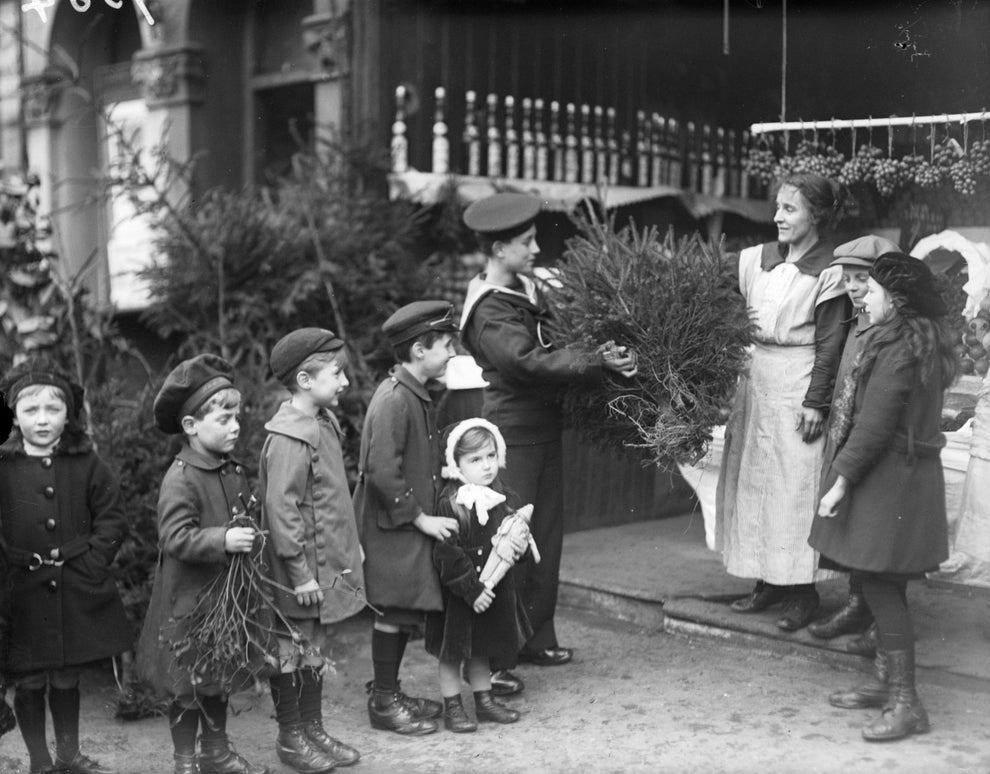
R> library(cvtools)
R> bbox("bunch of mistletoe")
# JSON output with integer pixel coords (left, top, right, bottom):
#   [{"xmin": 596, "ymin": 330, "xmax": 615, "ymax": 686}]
[{"xmin": 545, "ymin": 217, "xmax": 754, "ymax": 467}]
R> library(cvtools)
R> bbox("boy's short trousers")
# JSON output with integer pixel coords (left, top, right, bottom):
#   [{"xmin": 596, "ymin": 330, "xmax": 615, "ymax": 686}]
[
  {"xmin": 376, "ymin": 607, "xmax": 426, "ymax": 632},
  {"xmin": 276, "ymin": 618, "xmax": 334, "ymax": 671},
  {"xmin": 10, "ymin": 666, "xmax": 81, "ymax": 691}
]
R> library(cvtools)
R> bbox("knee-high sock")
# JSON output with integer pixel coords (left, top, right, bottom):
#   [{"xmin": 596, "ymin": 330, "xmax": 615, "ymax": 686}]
[
  {"xmin": 371, "ymin": 628, "xmax": 403, "ymax": 692},
  {"xmin": 14, "ymin": 686, "xmax": 51, "ymax": 769},
  {"xmin": 298, "ymin": 667, "xmax": 323, "ymax": 724},
  {"xmin": 199, "ymin": 694, "xmax": 229, "ymax": 743},
  {"xmin": 48, "ymin": 685, "xmax": 80, "ymax": 763}
]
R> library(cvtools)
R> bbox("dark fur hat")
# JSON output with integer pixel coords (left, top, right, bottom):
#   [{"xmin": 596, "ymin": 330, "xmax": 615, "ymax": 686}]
[{"xmin": 870, "ymin": 252, "xmax": 947, "ymax": 319}]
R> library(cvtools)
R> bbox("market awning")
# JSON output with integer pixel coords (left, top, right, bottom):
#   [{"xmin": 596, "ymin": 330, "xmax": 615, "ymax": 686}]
[{"xmin": 388, "ymin": 170, "xmax": 772, "ymax": 224}]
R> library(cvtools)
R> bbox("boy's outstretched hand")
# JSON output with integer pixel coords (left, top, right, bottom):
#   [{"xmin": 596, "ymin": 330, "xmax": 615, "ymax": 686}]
[
  {"xmin": 413, "ymin": 513, "xmax": 460, "ymax": 541},
  {"xmin": 293, "ymin": 579, "xmax": 325, "ymax": 607},
  {"xmin": 224, "ymin": 526, "xmax": 256, "ymax": 554},
  {"xmin": 473, "ymin": 586, "xmax": 495, "ymax": 613}
]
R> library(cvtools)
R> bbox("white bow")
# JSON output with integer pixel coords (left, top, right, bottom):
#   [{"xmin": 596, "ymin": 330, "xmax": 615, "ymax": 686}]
[{"xmin": 454, "ymin": 483, "xmax": 506, "ymax": 526}]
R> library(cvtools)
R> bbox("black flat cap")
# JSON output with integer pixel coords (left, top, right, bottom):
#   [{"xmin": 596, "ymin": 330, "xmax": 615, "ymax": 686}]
[
  {"xmin": 154, "ymin": 354, "xmax": 235, "ymax": 434},
  {"xmin": 270, "ymin": 328, "xmax": 345, "ymax": 382}
]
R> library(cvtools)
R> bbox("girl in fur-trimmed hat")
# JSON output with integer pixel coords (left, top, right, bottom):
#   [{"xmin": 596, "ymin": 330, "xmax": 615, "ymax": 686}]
[{"xmin": 424, "ymin": 418, "xmax": 533, "ymax": 733}]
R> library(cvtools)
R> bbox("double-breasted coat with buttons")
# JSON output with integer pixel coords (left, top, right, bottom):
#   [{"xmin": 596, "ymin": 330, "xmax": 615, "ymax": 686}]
[
  {"xmin": 424, "ymin": 480, "xmax": 532, "ymax": 663},
  {"xmin": 259, "ymin": 401, "xmax": 366, "ymax": 623},
  {"xmin": 135, "ymin": 444, "xmax": 256, "ymax": 697},
  {"xmin": 0, "ymin": 432, "xmax": 131, "ymax": 675},
  {"xmin": 353, "ymin": 366, "xmax": 444, "ymax": 612}
]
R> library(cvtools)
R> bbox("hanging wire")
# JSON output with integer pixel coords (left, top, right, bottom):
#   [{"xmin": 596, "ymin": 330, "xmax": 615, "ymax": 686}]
[
  {"xmin": 888, "ymin": 118, "xmax": 894, "ymax": 158},
  {"xmin": 867, "ymin": 115, "xmax": 873, "ymax": 149},
  {"xmin": 911, "ymin": 114, "xmax": 917, "ymax": 155},
  {"xmin": 962, "ymin": 118, "xmax": 969, "ymax": 154}
]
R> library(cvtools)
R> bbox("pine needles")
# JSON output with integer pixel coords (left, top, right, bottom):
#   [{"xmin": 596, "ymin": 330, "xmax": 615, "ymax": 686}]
[{"xmin": 547, "ymin": 217, "xmax": 753, "ymax": 467}]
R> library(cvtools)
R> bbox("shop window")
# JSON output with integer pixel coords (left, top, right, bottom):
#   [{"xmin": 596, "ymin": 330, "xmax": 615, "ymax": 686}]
[{"xmin": 253, "ymin": 83, "xmax": 315, "ymax": 183}]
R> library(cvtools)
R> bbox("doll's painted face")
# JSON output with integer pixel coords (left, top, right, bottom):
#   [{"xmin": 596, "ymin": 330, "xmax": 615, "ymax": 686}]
[
  {"xmin": 863, "ymin": 277, "xmax": 895, "ymax": 325},
  {"xmin": 457, "ymin": 438, "xmax": 499, "ymax": 487},
  {"xmin": 14, "ymin": 384, "xmax": 68, "ymax": 454}
]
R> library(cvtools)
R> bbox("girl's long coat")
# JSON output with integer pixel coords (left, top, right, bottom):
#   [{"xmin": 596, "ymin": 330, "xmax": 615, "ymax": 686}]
[
  {"xmin": 809, "ymin": 337, "xmax": 949, "ymax": 574},
  {"xmin": 0, "ymin": 434, "xmax": 131, "ymax": 674},
  {"xmin": 259, "ymin": 402, "xmax": 366, "ymax": 623},
  {"xmin": 135, "ymin": 445, "xmax": 255, "ymax": 697},
  {"xmin": 353, "ymin": 367, "xmax": 444, "ymax": 611},
  {"xmin": 424, "ymin": 481, "xmax": 532, "ymax": 663}
]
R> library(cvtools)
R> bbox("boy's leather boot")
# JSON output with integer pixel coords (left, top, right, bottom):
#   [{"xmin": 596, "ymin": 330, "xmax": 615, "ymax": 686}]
[
  {"xmin": 50, "ymin": 686, "xmax": 115, "ymax": 774},
  {"xmin": 394, "ymin": 680, "xmax": 442, "ymax": 720},
  {"xmin": 270, "ymin": 673, "xmax": 336, "ymax": 773},
  {"xmin": 367, "ymin": 687, "xmax": 437, "ymax": 735},
  {"xmin": 199, "ymin": 695, "xmax": 271, "ymax": 774},
  {"xmin": 829, "ymin": 648, "xmax": 889, "ymax": 709},
  {"xmin": 473, "ymin": 690, "xmax": 520, "ymax": 724},
  {"xmin": 298, "ymin": 668, "xmax": 360, "ymax": 767},
  {"xmin": 14, "ymin": 686, "xmax": 54, "ymax": 773},
  {"xmin": 173, "ymin": 754, "xmax": 200, "ymax": 774},
  {"xmin": 862, "ymin": 649, "xmax": 930, "ymax": 741},
  {"xmin": 808, "ymin": 593, "xmax": 872, "ymax": 639},
  {"xmin": 441, "ymin": 695, "xmax": 477, "ymax": 733}
]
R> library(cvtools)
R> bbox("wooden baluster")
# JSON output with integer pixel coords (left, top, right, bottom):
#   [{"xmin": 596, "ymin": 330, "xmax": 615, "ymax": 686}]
[
  {"xmin": 726, "ymin": 128, "xmax": 739, "ymax": 197},
  {"xmin": 521, "ymin": 97, "xmax": 536, "ymax": 180},
  {"xmin": 606, "ymin": 107, "xmax": 619, "ymax": 186},
  {"xmin": 686, "ymin": 121, "xmax": 699, "ymax": 192},
  {"xmin": 620, "ymin": 129, "xmax": 634, "ymax": 185},
  {"xmin": 739, "ymin": 129, "xmax": 751, "ymax": 199},
  {"xmin": 668, "ymin": 118, "xmax": 682, "ymax": 188},
  {"xmin": 390, "ymin": 84, "xmax": 408, "ymax": 174},
  {"xmin": 463, "ymin": 90, "xmax": 481, "ymax": 176},
  {"xmin": 594, "ymin": 105, "xmax": 607, "ymax": 184},
  {"xmin": 432, "ymin": 86, "xmax": 449, "ymax": 174},
  {"xmin": 504, "ymin": 95, "xmax": 519, "ymax": 179},
  {"xmin": 635, "ymin": 111, "xmax": 649, "ymax": 187},
  {"xmin": 650, "ymin": 113, "xmax": 664, "ymax": 186},
  {"xmin": 486, "ymin": 92, "xmax": 502, "ymax": 178},
  {"xmin": 534, "ymin": 98, "xmax": 549, "ymax": 181},
  {"xmin": 701, "ymin": 124, "xmax": 714, "ymax": 195},
  {"xmin": 564, "ymin": 102, "xmax": 579, "ymax": 183},
  {"xmin": 550, "ymin": 100, "xmax": 563, "ymax": 181},
  {"xmin": 713, "ymin": 126, "xmax": 727, "ymax": 197},
  {"xmin": 580, "ymin": 104, "xmax": 595, "ymax": 184}
]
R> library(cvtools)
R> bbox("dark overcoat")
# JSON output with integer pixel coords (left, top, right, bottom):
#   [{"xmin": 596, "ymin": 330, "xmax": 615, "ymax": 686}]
[
  {"xmin": 424, "ymin": 481, "xmax": 532, "ymax": 663},
  {"xmin": 135, "ymin": 444, "xmax": 254, "ymax": 697},
  {"xmin": 0, "ymin": 432, "xmax": 131, "ymax": 674},
  {"xmin": 353, "ymin": 366, "xmax": 444, "ymax": 611},
  {"xmin": 259, "ymin": 402, "xmax": 366, "ymax": 623},
  {"xmin": 809, "ymin": 336, "xmax": 949, "ymax": 574}
]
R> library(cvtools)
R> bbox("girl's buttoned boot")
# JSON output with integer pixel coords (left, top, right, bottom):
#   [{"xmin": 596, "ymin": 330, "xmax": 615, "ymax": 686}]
[
  {"xmin": 199, "ymin": 695, "xmax": 271, "ymax": 774},
  {"xmin": 441, "ymin": 695, "xmax": 477, "ymax": 733},
  {"xmin": 473, "ymin": 690, "xmax": 519, "ymax": 724},
  {"xmin": 298, "ymin": 668, "xmax": 360, "ymax": 767},
  {"xmin": 829, "ymin": 648, "xmax": 889, "ymax": 709},
  {"xmin": 862, "ymin": 649, "xmax": 930, "ymax": 741},
  {"xmin": 14, "ymin": 686, "xmax": 54, "ymax": 773},
  {"xmin": 270, "ymin": 673, "xmax": 337, "ymax": 773}
]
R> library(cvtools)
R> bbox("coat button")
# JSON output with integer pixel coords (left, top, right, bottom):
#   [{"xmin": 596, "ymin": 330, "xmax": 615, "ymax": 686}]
[
  {"xmin": 45, "ymin": 518, "xmax": 56, "ymax": 531},
  {"xmin": 43, "ymin": 486, "xmax": 55, "ymax": 499},
  {"xmin": 317, "ymin": 556, "xmax": 326, "ymax": 566},
  {"xmin": 314, "ymin": 523, "xmax": 324, "ymax": 533},
  {"xmin": 475, "ymin": 566, "xmax": 481, "ymax": 573},
  {"xmin": 313, "ymin": 474, "xmax": 322, "ymax": 483},
  {"xmin": 48, "ymin": 580, "xmax": 58, "ymax": 592},
  {"xmin": 235, "ymin": 465, "xmax": 243, "ymax": 474},
  {"xmin": 41, "ymin": 457, "xmax": 52, "ymax": 468},
  {"xmin": 312, "ymin": 454, "xmax": 319, "ymax": 463},
  {"xmin": 477, "ymin": 548, "xmax": 482, "ymax": 555}
]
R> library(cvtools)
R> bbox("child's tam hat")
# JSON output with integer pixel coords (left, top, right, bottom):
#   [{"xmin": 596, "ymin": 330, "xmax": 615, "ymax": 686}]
[
  {"xmin": 829, "ymin": 235, "xmax": 900, "ymax": 268},
  {"xmin": 441, "ymin": 417, "xmax": 507, "ymax": 481},
  {"xmin": 269, "ymin": 328, "xmax": 345, "ymax": 382},
  {"xmin": 0, "ymin": 357, "xmax": 84, "ymax": 417},
  {"xmin": 869, "ymin": 252, "xmax": 948, "ymax": 319},
  {"xmin": 382, "ymin": 300, "xmax": 458, "ymax": 346},
  {"xmin": 154, "ymin": 354, "xmax": 235, "ymax": 434}
]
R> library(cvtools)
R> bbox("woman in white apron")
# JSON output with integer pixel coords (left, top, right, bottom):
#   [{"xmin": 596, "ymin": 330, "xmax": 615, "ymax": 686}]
[{"xmin": 715, "ymin": 172, "xmax": 851, "ymax": 631}]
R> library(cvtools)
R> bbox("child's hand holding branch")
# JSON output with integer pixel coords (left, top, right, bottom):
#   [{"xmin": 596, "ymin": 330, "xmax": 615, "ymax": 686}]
[
  {"xmin": 224, "ymin": 526, "xmax": 256, "ymax": 554},
  {"xmin": 414, "ymin": 513, "xmax": 460, "ymax": 541},
  {"xmin": 293, "ymin": 578, "xmax": 325, "ymax": 606},
  {"xmin": 473, "ymin": 586, "xmax": 495, "ymax": 613}
]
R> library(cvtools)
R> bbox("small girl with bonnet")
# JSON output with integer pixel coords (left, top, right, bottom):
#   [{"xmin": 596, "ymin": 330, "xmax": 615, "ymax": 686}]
[{"xmin": 424, "ymin": 418, "xmax": 533, "ymax": 733}]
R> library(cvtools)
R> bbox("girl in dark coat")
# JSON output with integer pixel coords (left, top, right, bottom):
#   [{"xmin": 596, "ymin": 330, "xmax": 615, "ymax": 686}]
[
  {"xmin": 811, "ymin": 253, "xmax": 958, "ymax": 742},
  {"xmin": 0, "ymin": 359, "xmax": 130, "ymax": 774},
  {"xmin": 426, "ymin": 418, "xmax": 532, "ymax": 732}
]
